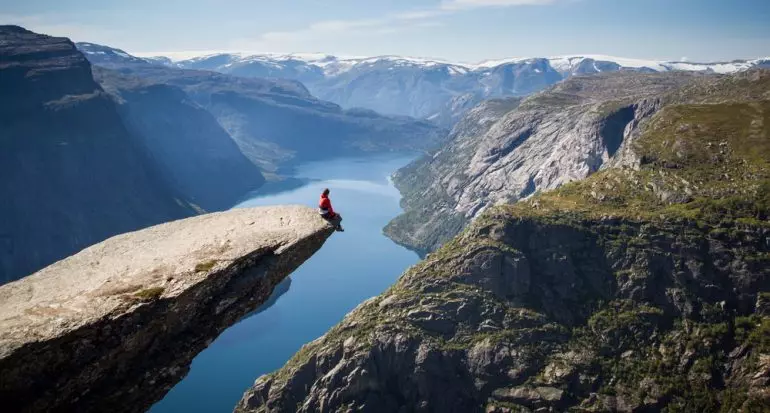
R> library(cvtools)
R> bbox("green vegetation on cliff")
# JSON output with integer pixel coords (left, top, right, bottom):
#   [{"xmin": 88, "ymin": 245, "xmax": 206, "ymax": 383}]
[{"xmin": 512, "ymin": 91, "xmax": 770, "ymax": 228}]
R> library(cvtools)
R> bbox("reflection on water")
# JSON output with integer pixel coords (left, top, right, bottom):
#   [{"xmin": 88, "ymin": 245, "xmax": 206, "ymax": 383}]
[{"xmin": 151, "ymin": 154, "xmax": 419, "ymax": 413}]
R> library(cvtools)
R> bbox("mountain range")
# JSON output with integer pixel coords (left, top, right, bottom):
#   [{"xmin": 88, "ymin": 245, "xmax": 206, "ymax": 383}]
[
  {"xmin": 78, "ymin": 42, "xmax": 770, "ymax": 127},
  {"xmin": 77, "ymin": 42, "xmax": 445, "ymax": 175},
  {"xmin": 3, "ymin": 23, "xmax": 770, "ymax": 413}
]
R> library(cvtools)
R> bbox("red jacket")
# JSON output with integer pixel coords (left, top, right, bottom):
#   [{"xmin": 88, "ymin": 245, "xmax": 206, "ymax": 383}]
[{"xmin": 319, "ymin": 193, "xmax": 335, "ymax": 217}]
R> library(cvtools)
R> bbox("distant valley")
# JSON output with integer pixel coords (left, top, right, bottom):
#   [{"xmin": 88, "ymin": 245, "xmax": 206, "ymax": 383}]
[{"xmin": 2, "ymin": 17, "xmax": 769, "ymax": 413}]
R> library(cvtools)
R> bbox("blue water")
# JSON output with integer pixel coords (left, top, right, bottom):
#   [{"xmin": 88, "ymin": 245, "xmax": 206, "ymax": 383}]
[{"xmin": 150, "ymin": 154, "xmax": 419, "ymax": 413}]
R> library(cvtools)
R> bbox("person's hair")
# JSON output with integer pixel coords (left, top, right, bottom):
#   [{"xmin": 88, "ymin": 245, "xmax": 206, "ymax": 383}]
[{"xmin": 323, "ymin": 188, "xmax": 330, "ymax": 196}]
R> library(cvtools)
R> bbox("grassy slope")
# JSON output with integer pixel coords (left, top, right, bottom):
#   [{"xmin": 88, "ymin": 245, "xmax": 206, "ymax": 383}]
[{"xmin": 509, "ymin": 72, "xmax": 770, "ymax": 228}]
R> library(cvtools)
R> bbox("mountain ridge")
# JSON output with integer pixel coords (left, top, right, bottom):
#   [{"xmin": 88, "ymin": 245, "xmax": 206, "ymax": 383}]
[
  {"xmin": 157, "ymin": 51, "xmax": 770, "ymax": 126},
  {"xmin": 78, "ymin": 42, "xmax": 770, "ymax": 127},
  {"xmin": 131, "ymin": 49, "xmax": 770, "ymax": 75}
]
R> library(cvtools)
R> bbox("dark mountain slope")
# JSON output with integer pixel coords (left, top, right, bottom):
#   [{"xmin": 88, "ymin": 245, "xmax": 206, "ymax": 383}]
[
  {"xmin": 95, "ymin": 69, "xmax": 265, "ymax": 211},
  {"xmin": 0, "ymin": 26, "xmax": 196, "ymax": 283},
  {"xmin": 78, "ymin": 45, "xmax": 446, "ymax": 177}
]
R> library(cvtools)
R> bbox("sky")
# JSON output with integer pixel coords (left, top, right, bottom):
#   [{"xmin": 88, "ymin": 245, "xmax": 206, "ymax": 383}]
[{"xmin": 2, "ymin": 0, "xmax": 770, "ymax": 63}]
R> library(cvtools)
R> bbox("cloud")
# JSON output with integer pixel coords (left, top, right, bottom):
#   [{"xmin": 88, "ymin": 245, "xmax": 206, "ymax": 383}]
[
  {"xmin": 238, "ymin": 9, "xmax": 449, "ymax": 50},
  {"xmin": 233, "ymin": 0, "xmax": 566, "ymax": 52},
  {"xmin": 0, "ymin": 13, "xmax": 122, "ymax": 44},
  {"xmin": 308, "ymin": 19, "xmax": 384, "ymax": 33},
  {"xmin": 394, "ymin": 10, "xmax": 451, "ymax": 20},
  {"xmin": 442, "ymin": 0, "xmax": 557, "ymax": 9}
]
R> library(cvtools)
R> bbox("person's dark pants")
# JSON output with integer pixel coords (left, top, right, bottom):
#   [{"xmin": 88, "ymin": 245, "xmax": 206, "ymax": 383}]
[{"xmin": 323, "ymin": 213, "xmax": 343, "ymax": 230}]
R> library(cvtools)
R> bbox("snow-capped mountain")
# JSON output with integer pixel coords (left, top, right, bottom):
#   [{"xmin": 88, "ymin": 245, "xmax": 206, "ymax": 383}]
[
  {"xmin": 166, "ymin": 52, "xmax": 769, "ymax": 78},
  {"xmin": 159, "ymin": 52, "xmax": 767, "ymax": 125},
  {"xmin": 76, "ymin": 42, "xmax": 152, "ymax": 67},
  {"xmin": 80, "ymin": 42, "xmax": 769, "ymax": 126}
]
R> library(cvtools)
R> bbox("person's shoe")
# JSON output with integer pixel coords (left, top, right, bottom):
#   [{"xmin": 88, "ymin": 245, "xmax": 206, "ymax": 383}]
[{"xmin": 337, "ymin": 227, "xmax": 345, "ymax": 232}]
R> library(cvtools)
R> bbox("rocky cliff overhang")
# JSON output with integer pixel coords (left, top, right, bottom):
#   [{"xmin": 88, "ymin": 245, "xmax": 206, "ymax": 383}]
[{"xmin": 0, "ymin": 206, "xmax": 335, "ymax": 413}]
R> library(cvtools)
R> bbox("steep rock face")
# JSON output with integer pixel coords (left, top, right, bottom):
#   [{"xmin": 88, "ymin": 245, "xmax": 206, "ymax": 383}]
[
  {"xmin": 0, "ymin": 26, "xmax": 195, "ymax": 283},
  {"xmin": 385, "ymin": 72, "xmax": 699, "ymax": 254},
  {"xmin": 95, "ymin": 69, "xmax": 265, "ymax": 211},
  {"xmin": 238, "ymin": 70, "xmax": 770, "ymax": 412},
  {"xmin": 239, "ymin": 217, "xmax": 769, "ymax": 413},
  {"xmin": 203, "ymin": 91, "xmax": 444, "ymax": 175},
  {"xmin": 0, "ymin": 206, "xmax": 335, "ymax": 413}
]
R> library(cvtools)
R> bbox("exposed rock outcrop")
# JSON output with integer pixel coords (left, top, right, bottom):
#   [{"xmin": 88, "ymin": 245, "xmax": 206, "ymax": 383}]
[
  {"xmin": 384, "ymin": 72, "xmax": 732, "ymax": 254},
  {"xmin": 238, "ymin": 71, "xmax": 770, "ymax": 412},
  {"xmin": 0, "ymin": 206, "xmax": 335, "ymax": 413}
]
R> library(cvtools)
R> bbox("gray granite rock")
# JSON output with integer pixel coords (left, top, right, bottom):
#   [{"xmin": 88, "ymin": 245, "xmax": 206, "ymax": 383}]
[{"xmin": 385, "ymin": 72, "xmax": 699, "ymax": 253}]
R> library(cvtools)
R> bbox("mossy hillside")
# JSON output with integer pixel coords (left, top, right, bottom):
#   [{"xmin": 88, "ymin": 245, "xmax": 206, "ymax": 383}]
[
  {"xmin": 507, "ymin": 99, "xmax": 770, "ymax": 227},
  {"xmin": 669, "ymin": 69, "xmax": 770, "ymax": 105},
  {"xmin": 482, "ymin": 76, "xmax": 770, "ymax": 410},
  {"xmin": 265, "ymin": 204, "xmax": 769, "ymax": 409},
  {"xmin": 563, "ymin": 312, "xmax": 770, "ymax": 413},
  {"xmin": 132, "ymin": 286, "xmax": 165, "ymax": 302},
  {"xmin": 268, "ymin": 201, "xmax": 768, "ymax": 405}
]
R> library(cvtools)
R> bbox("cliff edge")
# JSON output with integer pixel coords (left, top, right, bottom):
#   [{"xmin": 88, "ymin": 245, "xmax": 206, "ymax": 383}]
[{"xmin": 0, "ymin": 205, "xmax": 335, "ymax": 413}]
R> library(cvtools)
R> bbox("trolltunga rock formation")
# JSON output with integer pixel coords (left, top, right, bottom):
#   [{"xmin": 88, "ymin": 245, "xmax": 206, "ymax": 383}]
[{"xmin": 0, "ymin": 205, "xmax": 335, "ymax": 413}]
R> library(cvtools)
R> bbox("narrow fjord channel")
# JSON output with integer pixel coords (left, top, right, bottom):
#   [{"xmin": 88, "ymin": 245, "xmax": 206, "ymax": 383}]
[{"xmin": 150, "ymin": 154, "xmax": 420, "ymax": 413}]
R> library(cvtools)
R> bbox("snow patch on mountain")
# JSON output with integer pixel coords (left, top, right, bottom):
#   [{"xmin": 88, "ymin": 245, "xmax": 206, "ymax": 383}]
[
  {"xmin": 94, "ymin": 43, "xmax": 769, "ymax": 126},
  {"xmin": 130, "ymin": 48, "xmax": 769, "ymax": 80}
]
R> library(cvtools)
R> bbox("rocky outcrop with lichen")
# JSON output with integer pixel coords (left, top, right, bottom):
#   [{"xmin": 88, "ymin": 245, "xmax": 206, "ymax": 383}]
[
  {"xmin": 238, "ymin": 71, "xmax": 770, "ymax": 412},
  {"xmin": 0, "ymin": 206, "xmax": 335, "ymax": 413}
]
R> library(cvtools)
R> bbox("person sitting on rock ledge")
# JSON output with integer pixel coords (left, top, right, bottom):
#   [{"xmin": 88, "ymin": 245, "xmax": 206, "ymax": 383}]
[{"xmin": 319, "ymin": 188, "xmax": 344, "ymax": 232}]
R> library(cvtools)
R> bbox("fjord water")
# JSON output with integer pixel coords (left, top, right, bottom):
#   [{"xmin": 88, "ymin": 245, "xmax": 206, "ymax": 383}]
[{"xmin": 151, "ymin": 154, "xmax": 420, "ymax": 413}]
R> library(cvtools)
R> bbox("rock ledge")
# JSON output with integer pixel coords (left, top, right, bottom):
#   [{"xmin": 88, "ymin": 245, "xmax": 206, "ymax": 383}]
[{"xmin": 0, "ymin": 205, "xmax": 334, "ymax": 413}]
